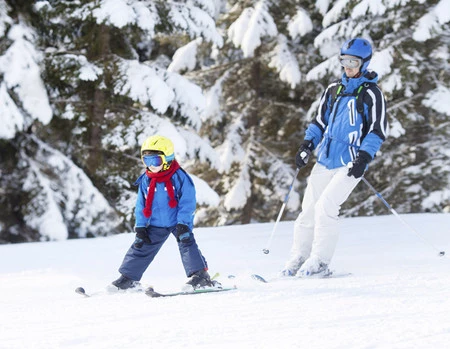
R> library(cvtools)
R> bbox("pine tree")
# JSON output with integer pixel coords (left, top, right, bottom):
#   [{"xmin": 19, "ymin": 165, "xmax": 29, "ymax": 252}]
[{"xmin": 0, "ymin": 0, "xmax": 449, "ymax": 242}]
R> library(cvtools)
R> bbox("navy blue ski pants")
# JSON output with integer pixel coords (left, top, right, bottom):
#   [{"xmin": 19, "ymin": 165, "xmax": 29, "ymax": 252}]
[{"xmin": 118, "ymin": 226, "xmax": 208, "ymax": 281}]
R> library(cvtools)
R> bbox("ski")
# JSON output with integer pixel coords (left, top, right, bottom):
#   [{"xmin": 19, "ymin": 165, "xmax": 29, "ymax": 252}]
[
  {"xmin": 145, "ymin": 286, "xmax": 236, "ymax": 298},
  {"xmin": 74, "ymin": 285, "xmax": 144, "ymax": 298},
  {"xmin": 227, "ymin": 274, "xmax": 268, "ymax": 283},
  {"xmin": 75, "ymin": 286, "xmax": 90, "ymax": 297},
  {"xmin": 228, "ymin": 272, "xmax": 351, "ymax": 283},
  {"xmin": 75, "ymin": 271, "xmax": 233, "ymax": 298}
]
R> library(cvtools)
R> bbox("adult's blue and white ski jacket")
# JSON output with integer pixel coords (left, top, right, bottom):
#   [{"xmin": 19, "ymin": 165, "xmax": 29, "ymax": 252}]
[
  {"xmin": 134, "ymin": 168, "xmax": 196, "ymax": 230},
  {"xmin": 305, "ymin": 71, "xmax": 387, "ymax": 169}
]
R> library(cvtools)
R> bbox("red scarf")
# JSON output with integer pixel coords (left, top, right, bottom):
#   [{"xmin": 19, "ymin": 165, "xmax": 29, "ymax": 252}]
[{"xmin": 142, "ymin": 161, "xmax": 180, "ymax": 218}]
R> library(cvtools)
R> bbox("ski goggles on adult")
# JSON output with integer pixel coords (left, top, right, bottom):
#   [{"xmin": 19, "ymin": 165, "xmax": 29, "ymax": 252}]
[
  {"xmin": 143, "ymin": 154, "xmax": 165, "ymax": 167},
  {"xmin": 339, "ymin": 55, "xmax": 362, "ymax": 69}
]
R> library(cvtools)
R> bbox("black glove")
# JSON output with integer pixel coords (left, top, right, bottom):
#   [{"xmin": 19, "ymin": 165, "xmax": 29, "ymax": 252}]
[
  {"xmin": 134, "ymin": 227, "xmax": 151, "ymax": 248},
  {"xmin": 347, "ymin": 151, "xmax": 372, "ymax": 178},
  {"xmin": 175, "ymin": 224, "xmax": 191, "ymax": 243},
  {"xmin": 295, "ymin": 140, "xmax": 314, "ymax": 169}
]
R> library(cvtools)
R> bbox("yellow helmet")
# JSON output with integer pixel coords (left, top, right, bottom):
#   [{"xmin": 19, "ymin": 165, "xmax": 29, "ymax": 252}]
[{"xmin": 140, "ymin": 135, "xmax": 175, "ymax": 169}]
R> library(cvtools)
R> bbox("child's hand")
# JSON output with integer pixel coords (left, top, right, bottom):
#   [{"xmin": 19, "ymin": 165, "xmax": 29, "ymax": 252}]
[
  {"xmin": 134, "ymin": 227, "xmax": 151, "ymax": 248},
  {"xmin": 175, "ymin": 224, "xmax": 191, "ymax": 243}
]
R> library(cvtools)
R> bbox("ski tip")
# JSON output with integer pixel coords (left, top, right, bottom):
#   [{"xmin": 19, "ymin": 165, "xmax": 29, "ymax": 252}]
[
  {"xmin": 75, "ymin": 286, "xmax": 90, "ymax": 297},
  {"xmin": 75, "ymin": 287, "xmax": 86, "ymax": 294},
  {"xmin": 251, "ymin": 274, "xmax": 268, "ymax": 283}
]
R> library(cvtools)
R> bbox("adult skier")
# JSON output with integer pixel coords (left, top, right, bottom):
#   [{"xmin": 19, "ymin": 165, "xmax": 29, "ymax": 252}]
[
  {"xmin": 112, "ymin": 135, "xmax": 218, "ymax": 290},
  {"xmin": 282, "ymin": 38, "xmax": 388, "ymax": 277}
]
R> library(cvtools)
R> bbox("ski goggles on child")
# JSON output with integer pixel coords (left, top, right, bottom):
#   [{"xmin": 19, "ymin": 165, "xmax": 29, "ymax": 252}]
[
  {"xmin": 339, "ymin": 55, "xmax": 362, "ymax": 69},
  {"xmin": 143, "ymin": 154, "xmax": 165, "ymax": 167}
]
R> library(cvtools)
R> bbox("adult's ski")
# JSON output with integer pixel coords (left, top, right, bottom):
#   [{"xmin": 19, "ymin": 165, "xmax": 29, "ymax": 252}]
[{"xmin": 228, "ymin": 271, "xmax": 351, "ymax": 283}]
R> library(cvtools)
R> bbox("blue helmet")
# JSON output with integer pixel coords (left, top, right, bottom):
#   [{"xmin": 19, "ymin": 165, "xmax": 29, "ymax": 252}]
[{"xmin": 340, "ymin": 38, "xmax": 372, "ymax": 72}]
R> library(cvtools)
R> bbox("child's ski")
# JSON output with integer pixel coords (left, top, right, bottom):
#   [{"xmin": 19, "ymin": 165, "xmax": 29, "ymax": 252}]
[{"xmin": 145, "ymin": 286, "xmax": 236, "ymax": 298}]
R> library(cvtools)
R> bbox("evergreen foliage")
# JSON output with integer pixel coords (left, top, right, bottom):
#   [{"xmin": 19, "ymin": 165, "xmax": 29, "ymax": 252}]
[{"xmin": 0, "ymin": 0, "xmax": 448, "ymax": 242}]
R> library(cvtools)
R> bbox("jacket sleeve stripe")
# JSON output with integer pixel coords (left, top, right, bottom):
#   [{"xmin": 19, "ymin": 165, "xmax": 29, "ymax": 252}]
[
  {"xmin": 366, "ymin": 87, "xmax": 387, "ymax": 140},
  {"xmin": 314, "ymin": 81, "xmax": 340, "ymax": 131}
]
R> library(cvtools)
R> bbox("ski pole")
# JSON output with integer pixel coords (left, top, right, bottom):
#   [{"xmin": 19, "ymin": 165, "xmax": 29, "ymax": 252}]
[
  {"xmin": 361, "ymin": 176, "xmax": 445, "ymax": 257},
  {"xmin": 263, "ymin": 167, "xmax": 300, "ymax": 254}
]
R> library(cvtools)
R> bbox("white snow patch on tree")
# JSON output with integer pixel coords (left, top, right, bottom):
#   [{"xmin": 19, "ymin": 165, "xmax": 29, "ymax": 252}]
[
  {"xmin": 369, "ymin": 47, "xmax": 394, "ymax": 80},
  {"xmin": 169, "ymin": 2, "xmax": 223, "ymax": 47},
  {"xmin": 92, "ymin": 0, "xmax": 136, "ymax": 28},
  {"xmin": 168, "ymin": 38, "xmax": 202, "ymax": 73},
  {"xmin": 269, "ymin": 35, "xmax": 301, "ymax": 89},
  {"xmin": 223, "ymin": 162, "xmax": 251, "ymax": 211},
  {"xmin": 177, "ymin": 129, "xmax": 220, "ymax": 169},
  {"xmin": 0, "ymin": 83, "xmax": 25, "ymax": 139},
  {"xmin": 306, "ymin": 56, "xmax": 339, "ymax": 81},
  {"xmin": 322, "ymin": 0, "xmax": 351, "ymax": 28},
  {"xmin": 0, "ymin": 0, "xmax": 12, "ymax": 36},
  {"xmin": 102, "ymin": 111, "xmax": 178, "ymax": 151},
  {"xmin": 313, "ymin": 21, "xmax": 353, "ymax": 58},
  {"xmin": 288, "ymin": 8, "xmax": 313, "ymax": 39},
  {"xmin": 0, "ymin": 23, "xmax": 52, "ymax": 129},
  {"xmin": 413, "ymin": 0, "xmax": 450, "ymax": 42},
  {"xmin": 422, "ymin": 190, "xmax": 450, "ymax": 211},
  {"xmin": 380, "ymin": 69, "xmax": 402, "ymax": 94},
  {"xmin": 114, "ymin": 59, "xmax": 174, "ymax": 114},
  {"xmin": 216, "ymin": 116, "xmax": 245, "ymax": 173},
  {"xmin": 388, "ymin": 118, "xmax": 405, "ymax": 138},
  {"xmin": 315, "ymin": 0, "xmax": 331, "ymax": 16},
  {"xmin": 422, "ymin": 85, "xmax": 450, "ymax": 116},
  {"xmin": 190, "ymin": 174, "xmax": 220, "ymax": 207},
  {"xmin": 22, "ymin": 136, "xmax": 120, "ymax": 241},
  {"xmin": 351, "ymin": 0, "xmax": 386, "ymax": 19},
  {"xmin": 75, "ymin": 0, "xmax": 158, "ymax": 34},
  {"xmin": 165, "ymin": 72, "xmax": 205, "ymax": 131},
  {"xmin": 202, "ymin": 71, "xmax": 230, "ymax": 123},
  {"xmin": 227, "ymin": 1, "xmax": 277, "ymax": 58},
  {"xmin": 60, "ymin": 54, "xmax": 103, "ymax": 81}
]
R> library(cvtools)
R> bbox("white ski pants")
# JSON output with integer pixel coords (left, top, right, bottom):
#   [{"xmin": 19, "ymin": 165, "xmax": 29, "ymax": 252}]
[{"xmin": 291, "ymin": 163, "xmax": 360, "ymax": 265}]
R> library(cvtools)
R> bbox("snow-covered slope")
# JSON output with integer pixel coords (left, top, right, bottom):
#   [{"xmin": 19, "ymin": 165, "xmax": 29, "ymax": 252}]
[{"xmin": 1, "ymin": 214, "xmax": 450, "ymax": 349}]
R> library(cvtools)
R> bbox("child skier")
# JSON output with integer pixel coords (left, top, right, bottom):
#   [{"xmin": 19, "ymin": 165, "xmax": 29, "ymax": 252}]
[{"xmin": 112, "ymin": 135, "xmax": 218, "ymax": 291}]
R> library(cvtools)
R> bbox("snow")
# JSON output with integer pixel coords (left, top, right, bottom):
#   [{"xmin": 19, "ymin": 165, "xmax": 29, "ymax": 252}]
[
  {"xmin": 269, "ymin": 35, "xmax": 301, "ymax": 88},
  {"xmin": 169, "ymin": 1, "xmax": 223, "ymax": 47},
  {"xmin": 369, "ymin": 46, "xmax": 394, "ymax": 80},
  {"xmin": 412, "ymin": 0, "xmax": 450, "ymax": 42},
  {"xmin": 351, "ymin": 0, "xmax": 386, "ymax": 19},
  {"xmin": 215, "ymin": 115, "xmax": 245, "ymax": 173},
  {"xmin": 422, "ymin": 85, "xmax": 450, "ymax": 116},
  {"xmin": 168, "ymin": 38, "xmax": 202, "ymax": 73},
  {"xmin": 227, "ymin": 1, "xmax": 277, "ymax": 58},
  {"xmin": 322, "ymin": 0, "xmax": 351, "ymax": 28},
  {"xmin": 165, "ymin": 71, "xmax": 206, "ymax": 131},
  {"xmin": 223, "ymin": 161, "xmax": 251, "ymax": 210},
  {"xmin": 0, "ymin": 82, "xmax": 25, "ymax": 139},
  {"xmin": 202, "ymin": 71, "xmax": 229, "ymax": 123},
  {"xmin": 0, "ymin": 23, "xmax": 52, "ymax": 128},
  {"xmin": 315, "ymin": 0, "xmax": 331, "ymax": 16},
  {"xmin": 74, "ymin": 0, "xmax": 158, "ymax": 34},
  {"xmin": 287, "ymin": 8, "xmax": 313, "ymax": 39},
  {"xmin": 114, "ymin": 59, "xmax": 174, "ymax": 114},
  {"xmin": 0, "ymin": 0, "xmax": 12, "ymax": 36},
  {"xmin": 1, "ymin": 213, "xmax": 450, "ymax": 348},
  {"xmin": 21, "ymin": 136, "xmax": 121, "ymax": 241}
]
